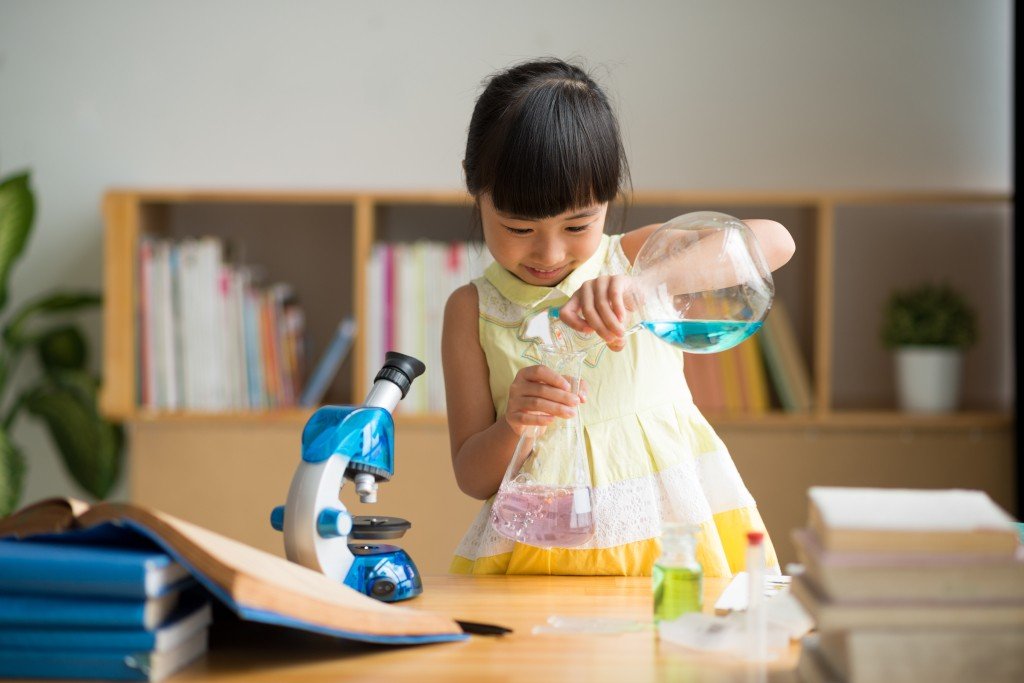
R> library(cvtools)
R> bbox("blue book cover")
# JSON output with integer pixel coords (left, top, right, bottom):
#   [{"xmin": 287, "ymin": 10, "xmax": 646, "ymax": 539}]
[
  {"xmin": 0, "ymin": 589, "xmax": 181, "ymax": 630},
  {"xmin": 0, "ymin": 593, "xmax": 211, "ymax": 652},
  {"xmin": 0, "ymin": 538, "xmax": 193, "ymax": 598},
  {"xmin": 0, "ymin": 630, "xmax": 207, "ymax": 682}
]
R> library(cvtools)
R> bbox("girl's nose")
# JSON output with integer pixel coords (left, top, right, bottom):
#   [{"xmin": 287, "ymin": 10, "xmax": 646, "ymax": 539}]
[{"xmin": 532, "ymin": 237, "xmax": 565, "ymax": 266}]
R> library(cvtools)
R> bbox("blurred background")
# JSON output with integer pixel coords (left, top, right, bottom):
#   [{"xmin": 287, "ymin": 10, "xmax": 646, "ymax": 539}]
[{"xmin": 0, "ymin": 0, "xmax": 1013, "ymax": 573}]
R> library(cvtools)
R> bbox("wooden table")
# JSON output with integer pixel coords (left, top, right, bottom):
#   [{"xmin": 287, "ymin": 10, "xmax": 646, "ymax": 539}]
[{"xmin": 174, "ymin": 576, "xmax": 800, "ymax": 683}]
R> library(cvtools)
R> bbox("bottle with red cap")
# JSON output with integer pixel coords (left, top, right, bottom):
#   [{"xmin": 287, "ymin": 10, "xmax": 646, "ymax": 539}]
[{"xmin": 745, "ymin": 530, "xmax": 768, "ymax": 662}]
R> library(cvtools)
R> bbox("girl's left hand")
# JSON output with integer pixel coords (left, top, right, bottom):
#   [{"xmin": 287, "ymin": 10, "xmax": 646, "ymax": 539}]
[{"xmin": 557, "ymin": 274, "xmax": 635, "ymax": 352}]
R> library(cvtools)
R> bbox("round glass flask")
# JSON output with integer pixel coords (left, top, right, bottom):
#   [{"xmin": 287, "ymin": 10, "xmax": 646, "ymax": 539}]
[{"xmin": 521, "ymin": 211, "xmax": 775, "ymax": 354}]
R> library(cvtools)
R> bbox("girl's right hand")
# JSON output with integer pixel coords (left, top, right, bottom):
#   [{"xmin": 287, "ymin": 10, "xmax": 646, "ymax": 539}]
[{"xmin": 504, "ymin": 365, "xmax": 584, "ymax": 436}]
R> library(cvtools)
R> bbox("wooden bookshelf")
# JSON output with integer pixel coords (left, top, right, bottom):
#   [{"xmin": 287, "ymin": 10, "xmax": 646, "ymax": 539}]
[
  {"xmin": 101, "ymin": 188, "xmax": 1013, "ymax": 427},
  {"xmin": 100, "ymin": 188, "xmax": 1016, "ymax": 573}
]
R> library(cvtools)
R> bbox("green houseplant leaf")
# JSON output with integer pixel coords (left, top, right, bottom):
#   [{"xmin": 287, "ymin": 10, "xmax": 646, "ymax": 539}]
[
  {"xmin": 0, "ymin": 172, "xmax": 35, "ymax": 311},
  {"xmin": 0, "ymin": 430, "xmax": 25, "ymax": 516},
  {"xmin": 880, "ymin": 283, "xmax": 977, "ymax": 349},
  {"xmin": 0, "ymin": 168, "xmax": 122, "ymax": 515},
  {"xmin": 4, "ymin": 291, "xmax": 102, "ymax": 350},
  {"xmin": 36, "ymin": 325, "xmax": 89, "ymax": 372},
  {"xmin": 22, "ymin": 370, "xmax": 124, "ymax": 500}
]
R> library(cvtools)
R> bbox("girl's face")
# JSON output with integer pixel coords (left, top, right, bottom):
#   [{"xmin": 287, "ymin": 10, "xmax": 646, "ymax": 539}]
[{"xmin": 479, "ymin": 194, "xmax": 608, "ymax": 286}]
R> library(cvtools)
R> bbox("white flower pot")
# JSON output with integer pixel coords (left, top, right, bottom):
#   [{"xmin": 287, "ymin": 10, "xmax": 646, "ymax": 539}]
[{"xmin": 894, "ymin": 346, "xmax": 963, "ymax": 413}]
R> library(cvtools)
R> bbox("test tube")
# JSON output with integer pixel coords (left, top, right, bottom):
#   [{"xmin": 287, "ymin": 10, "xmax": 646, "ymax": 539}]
[{"xmin": 745, "ymin": 530, "xmax": 767, "ymax": 663}]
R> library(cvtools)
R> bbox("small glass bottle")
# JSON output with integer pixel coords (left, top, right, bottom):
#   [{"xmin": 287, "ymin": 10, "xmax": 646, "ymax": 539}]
[{"xmin": 653, "ymin": 523, "xmax": 703, "ymax": 622}]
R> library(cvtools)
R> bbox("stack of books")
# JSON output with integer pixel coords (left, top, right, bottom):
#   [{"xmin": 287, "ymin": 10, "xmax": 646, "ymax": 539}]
[
  {"xmin": 0, "ymin": 497, "xmax": 466, "ymax": 648},
  {"xmin": 0, "ymin": 538, "xmax": 212, "ymax": 681},
  {"xmin": 792, "ymin": 487, "xmax": 1024, "ymax": 683}
]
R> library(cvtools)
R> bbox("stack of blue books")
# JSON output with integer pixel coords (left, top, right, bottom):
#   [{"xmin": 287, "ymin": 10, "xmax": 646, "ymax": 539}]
[{"xmin": 0, "ymin": 537, "xmax": 211, "ymax": 681}]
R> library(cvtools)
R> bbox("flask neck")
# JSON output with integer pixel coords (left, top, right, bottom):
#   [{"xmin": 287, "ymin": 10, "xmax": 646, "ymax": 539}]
[{"xmin": 659, "ymin": 524, "xmax": 700, "ymax": 569}]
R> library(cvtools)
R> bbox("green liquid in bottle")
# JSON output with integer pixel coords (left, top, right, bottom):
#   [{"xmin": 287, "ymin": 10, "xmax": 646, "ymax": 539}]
[
  {"xmin": 653, "ymin": 563, "xmax": 703, "ymax": 622},
  {"xmin": 653, "ymin": 522, "xmax": 704, "ymax": 623}
]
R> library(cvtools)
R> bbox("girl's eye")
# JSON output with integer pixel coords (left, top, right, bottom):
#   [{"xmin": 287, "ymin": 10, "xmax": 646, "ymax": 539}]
[
  {"xmin": 566, "ymin": 225, "xmax": 589, "ymax": 233},
  {"xmin": 504, "ymin": 226, "xmax": 532, "ymax": 235}
]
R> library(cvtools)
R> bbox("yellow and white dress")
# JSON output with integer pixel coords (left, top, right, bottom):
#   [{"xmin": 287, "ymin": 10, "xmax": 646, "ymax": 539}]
[{"xmin": 451, "ymin": 233, "xmax": 779, "ymax": 577}]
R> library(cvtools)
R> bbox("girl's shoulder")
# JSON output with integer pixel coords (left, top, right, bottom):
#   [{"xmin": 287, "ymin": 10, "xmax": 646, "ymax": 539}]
[
  {"xmin": 445, "ymin": 283, "xmax": 479, "ymax": 317},
  {"xmin": 443, "ymin": 283, "xmax": 480, "ymax": 333}
]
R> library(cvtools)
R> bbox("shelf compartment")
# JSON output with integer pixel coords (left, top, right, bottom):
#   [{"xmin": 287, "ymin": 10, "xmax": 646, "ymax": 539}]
[{"xmin": 830, "ymin": 201, "xmax": 1013, "ymax": 412}]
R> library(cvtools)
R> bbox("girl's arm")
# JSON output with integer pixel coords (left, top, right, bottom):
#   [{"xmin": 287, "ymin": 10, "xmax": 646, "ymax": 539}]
[
  {"xmin": 620, "ymin": 219, "xmax": 795, "ymax": 271},
  {"xmin": 442, "ymin": 285, "xmax": 517, "ymax": 500},
  {"xmin": 558, "ymin": 219, "xmax": 796, "ymax": 344},
  {"xmin": 443, "ymin": 284, "xmax": 583, "ymax": 500}
]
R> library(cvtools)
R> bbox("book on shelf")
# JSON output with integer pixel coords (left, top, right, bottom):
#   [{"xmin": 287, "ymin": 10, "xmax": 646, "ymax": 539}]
[
  {"xmin": 716, "ymin": 344, "xmax": 744, "ymax": 414},
  {"xmin": 683, "ymin": 336, "xmax": 771, "ymax": 416},
  {"xmin": 760, "ymin": 299, "xmax": 812, "ymax": 412},
  {"xmin": 0, "ymin": 497, "xmax": 466, "ymax": 646},
  {"xmin": 799, "ymin": 631, "xmax": 1024, "ymax": 683},
  {"xmin": 137, "ymin": 235, "xmax": 306, "ymax": 412},
  {"xmin": 299, "ymin": 317, "xmax": 357, "ymax": 407},
  {"xmin": 683, "ymin": 352, "xmax": 723, "ymax": 413},
  {"xmin": 807, "ymin": 486, "xmax": 1021, "ymax": 555},
  {"xmin": 736, "ymin": 335, "xmax": 770, "ymax": 413},
  {"xmin": 363, "ymin": 241, "xmax": 491, "ymax": 414},
  {"xmin": 792, "ymin": 527, "xmax": 1024, "ymax": 602}
]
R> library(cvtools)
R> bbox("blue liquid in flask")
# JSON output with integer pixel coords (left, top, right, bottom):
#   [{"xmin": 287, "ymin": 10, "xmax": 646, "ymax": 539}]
[{"xmin": 641, "ymin": 320, "xmax": 762, "ymax": 353}]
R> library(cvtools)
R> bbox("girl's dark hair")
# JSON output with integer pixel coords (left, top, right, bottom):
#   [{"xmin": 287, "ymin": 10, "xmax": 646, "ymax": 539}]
[{"xmin": 464, "ymin": 58, "xmax": 630, "ymax": 221}]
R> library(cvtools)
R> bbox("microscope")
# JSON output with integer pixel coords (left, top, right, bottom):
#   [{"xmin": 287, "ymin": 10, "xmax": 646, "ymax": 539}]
[{"xmin": 270, "ymin": 352, "xmax": 426, "ymax": 602}]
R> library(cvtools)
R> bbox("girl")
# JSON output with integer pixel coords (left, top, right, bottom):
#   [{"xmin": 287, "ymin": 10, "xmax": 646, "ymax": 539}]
[{"xmin": 442, "ymin": 58, "xmax": 794, "ymax": 576}]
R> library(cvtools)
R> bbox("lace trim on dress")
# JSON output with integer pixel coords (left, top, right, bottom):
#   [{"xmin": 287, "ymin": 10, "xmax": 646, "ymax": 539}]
[{"xmin": 453, "ymin": 453, "xmax": 757, "ymax": 560}]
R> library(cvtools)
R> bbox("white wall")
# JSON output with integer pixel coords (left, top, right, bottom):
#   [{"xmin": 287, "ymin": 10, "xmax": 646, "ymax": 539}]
[{"xmin": 0, "ymin": 0, "xmax": 1012, "ymax": 504}]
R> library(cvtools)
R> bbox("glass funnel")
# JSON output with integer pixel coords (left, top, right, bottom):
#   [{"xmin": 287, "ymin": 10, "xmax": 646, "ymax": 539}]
[
  {"xmin": 521, "ymin": 211, "xmax": 774, "ymax": 354},
  {"xmin": 490, "ymin": 346, "xmax": 595, "ymax": 548}
]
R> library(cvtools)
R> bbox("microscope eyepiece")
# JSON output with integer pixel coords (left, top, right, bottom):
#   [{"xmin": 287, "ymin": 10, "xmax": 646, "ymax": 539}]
[{"xmin": 374, "ymin": 352, "xmax": 426, "ymax": 399}]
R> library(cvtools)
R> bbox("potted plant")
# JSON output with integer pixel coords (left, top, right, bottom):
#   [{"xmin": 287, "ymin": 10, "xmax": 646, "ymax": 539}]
[
  {"xmin": 0, "ymin": 169, "xmax": 123, "ymax": 515},
  {"xmin": 880, "ymin": 283, "xmax": 977, "ymax": 413}
]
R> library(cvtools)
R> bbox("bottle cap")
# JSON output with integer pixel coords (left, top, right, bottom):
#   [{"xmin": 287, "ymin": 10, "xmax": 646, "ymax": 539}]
[{"xmin": 746, "ymin": 530, "xmax": 764, "ymax": 545}]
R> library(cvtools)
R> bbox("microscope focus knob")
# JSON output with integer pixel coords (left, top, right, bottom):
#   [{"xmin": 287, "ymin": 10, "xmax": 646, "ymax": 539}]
[
  {"xmin": 270, "ymin": 505, "xmax": 286, "ymax": 531},
  {"xmin": 316, "ymin": 508, "xmax": 354, "ymax": 539}
]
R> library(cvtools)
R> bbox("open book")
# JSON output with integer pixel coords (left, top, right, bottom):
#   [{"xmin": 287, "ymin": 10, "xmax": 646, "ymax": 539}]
[{"xmin": 0, "ymin": 497, "xmax": 466, "ymax": 645}]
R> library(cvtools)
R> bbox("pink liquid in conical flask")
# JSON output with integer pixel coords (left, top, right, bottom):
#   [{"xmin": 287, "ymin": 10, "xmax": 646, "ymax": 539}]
[{"xmin": 491, "ymin": 483, "xmax": 595, "ymax": 548}]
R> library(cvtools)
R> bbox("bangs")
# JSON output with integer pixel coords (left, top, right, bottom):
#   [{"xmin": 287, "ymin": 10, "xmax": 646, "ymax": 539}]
[{"xmin": 478, "ymin": 81, "xmax": 624, "ymax": 219}]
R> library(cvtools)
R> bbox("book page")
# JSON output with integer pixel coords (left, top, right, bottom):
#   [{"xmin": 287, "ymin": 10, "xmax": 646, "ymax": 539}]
[
  {"xmin": 0, "ymin": 497, "xmax": 88, "ymax": 538},
  {"xmin": 79, "ymin": 503, "xmax": 462, "ymax": 638}
]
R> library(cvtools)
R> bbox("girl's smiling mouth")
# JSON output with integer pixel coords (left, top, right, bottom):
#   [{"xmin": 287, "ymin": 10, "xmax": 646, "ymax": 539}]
[{"xmin": 523, "ymin": 264, "xmax": 569, "ymax": 281}]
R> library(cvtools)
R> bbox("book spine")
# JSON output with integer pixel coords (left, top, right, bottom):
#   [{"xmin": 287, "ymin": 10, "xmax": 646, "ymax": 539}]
[
  {"xmin": 299, "ymin": 319, "xmax": 356, "ymax": 407},
  {"xmin": 138, "ymin": 238, "xmax": 155, "ymax": 409}
]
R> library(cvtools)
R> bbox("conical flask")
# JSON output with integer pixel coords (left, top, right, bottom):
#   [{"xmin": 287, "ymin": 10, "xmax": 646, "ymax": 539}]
[{"xmin": 490, "ymin": 345, "xmax": 595, "ymax": 548}]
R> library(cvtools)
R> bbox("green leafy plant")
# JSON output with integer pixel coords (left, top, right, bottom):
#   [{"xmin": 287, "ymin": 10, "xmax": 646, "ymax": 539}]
[
  {"xmin": 0, "ymin": 169, "xmax": 123, "ymax": 515},
  {"xmin": 881, "ymin": 283, "xmax": 977, "ymax": 349}
]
